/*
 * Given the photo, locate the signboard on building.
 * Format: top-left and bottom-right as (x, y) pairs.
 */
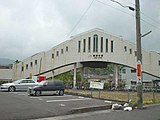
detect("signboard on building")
(90, 81), (104, 89)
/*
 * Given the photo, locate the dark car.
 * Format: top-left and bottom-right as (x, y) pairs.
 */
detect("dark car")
(28, 80), (65, 96)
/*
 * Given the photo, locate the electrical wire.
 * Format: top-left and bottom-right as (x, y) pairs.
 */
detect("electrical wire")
(141, 12), (160, 25)
(67, 0), (95, 37)
(122, 0), (135, 6)
(96, 0), (134, 17)
(98, 0), (160, 31)
(67, 0), (160, 37)
(141, 18), (160, 31)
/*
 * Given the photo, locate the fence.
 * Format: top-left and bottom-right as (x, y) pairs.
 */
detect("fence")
(65, 89), (160, 105)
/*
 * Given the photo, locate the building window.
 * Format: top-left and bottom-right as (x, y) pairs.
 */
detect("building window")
(61, 49), (63, 54)
(35, 60), (37, 65)
(78, 41), (81, 52)
(122, 69), (126, 74)
(52, 53), (54, 59)
(83, 39), (86, 52)
(88, 37), (91, 52)
(101, 37), (103, 53)
(93, 34), (98, 52)
(131, 69), (136, 73)
(135, 51), (137, 56)
(111, 40), (114, 52)
(21, 66), (24, 71)
(96, 36), (98, 52)
(66, 46), (68, 52)
(106, 39), (108, 52)
(130, 49), (132, 54)
(30, 62), (33, 67)
(26, 64), (28, 70)
(56, 51), (59, 56)
(159, 60), (160, 66)
(124, 46), (127, 52)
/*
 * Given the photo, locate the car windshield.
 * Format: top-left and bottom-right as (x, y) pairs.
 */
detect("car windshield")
(13, 80), (22, 84)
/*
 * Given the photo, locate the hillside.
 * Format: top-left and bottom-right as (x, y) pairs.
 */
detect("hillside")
(0, 58), (15, 65)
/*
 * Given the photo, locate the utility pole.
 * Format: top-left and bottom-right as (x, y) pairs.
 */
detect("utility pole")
(111, 0), (146, 108)
(135, 0), (143, 108)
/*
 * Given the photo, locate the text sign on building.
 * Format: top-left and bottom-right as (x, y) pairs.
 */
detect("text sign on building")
(137, 61), (141, 81)
(90, 81), (104, 89)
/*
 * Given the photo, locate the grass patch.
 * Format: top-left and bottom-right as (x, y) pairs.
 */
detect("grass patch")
(65, 89), (160, 105)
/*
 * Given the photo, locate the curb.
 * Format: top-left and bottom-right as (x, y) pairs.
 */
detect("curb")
(70, 104), (112, 114)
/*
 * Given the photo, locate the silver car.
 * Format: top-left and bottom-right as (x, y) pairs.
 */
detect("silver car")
(0, 79), (39, 92)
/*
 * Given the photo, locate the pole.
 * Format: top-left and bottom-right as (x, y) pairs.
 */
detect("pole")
(73, 63), (77, 89)
(135, 0), (143, 108)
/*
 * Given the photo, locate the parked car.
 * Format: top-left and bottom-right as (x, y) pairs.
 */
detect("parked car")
(28, 80), (65, 96)
(0, 79), (39, 92)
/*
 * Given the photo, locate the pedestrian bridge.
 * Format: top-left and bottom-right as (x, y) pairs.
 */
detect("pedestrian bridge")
(13, 28), (160, 82)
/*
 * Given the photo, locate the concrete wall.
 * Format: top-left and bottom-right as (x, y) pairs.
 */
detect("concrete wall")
(0, 69), (13, 81)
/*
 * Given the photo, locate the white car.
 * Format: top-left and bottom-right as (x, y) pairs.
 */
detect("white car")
(0, 79), (39, 92)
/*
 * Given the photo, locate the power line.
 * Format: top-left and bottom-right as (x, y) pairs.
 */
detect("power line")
(141, 18), (160, 31)
(140, 12), (160, 25)
(67, 0), (160, 37)
(122, 0), (135, 6)
(111, 0), (160, 26)
(67, 0), (95, 37)
(97, 0), (160, 31)
(96, 0), (134, 17)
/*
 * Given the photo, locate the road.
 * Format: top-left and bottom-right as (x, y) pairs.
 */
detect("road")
(0, 91), (110, 120)
(38, 104), (160, 120)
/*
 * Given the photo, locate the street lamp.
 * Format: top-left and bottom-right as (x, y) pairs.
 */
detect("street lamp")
(110, 0), (135, 11)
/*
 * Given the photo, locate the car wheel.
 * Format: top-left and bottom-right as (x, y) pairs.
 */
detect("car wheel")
(59, 90), (64, 96)
(8, 86), (16, 92)
(35, 91), (41, 96)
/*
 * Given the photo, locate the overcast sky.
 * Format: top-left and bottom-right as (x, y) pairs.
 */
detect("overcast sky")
(0, 0), (160, 60)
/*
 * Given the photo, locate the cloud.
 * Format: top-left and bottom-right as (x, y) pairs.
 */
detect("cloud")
(0, 0), (159, 60)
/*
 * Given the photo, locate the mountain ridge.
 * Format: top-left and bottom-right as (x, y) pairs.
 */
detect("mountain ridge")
(0, 58), (15, 65)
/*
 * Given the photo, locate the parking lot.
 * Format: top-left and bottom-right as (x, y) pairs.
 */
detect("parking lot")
(0, 91), (111, 120)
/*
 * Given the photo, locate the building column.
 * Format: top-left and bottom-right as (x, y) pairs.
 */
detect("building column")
(73, 63), (77, 89)
(52, 70), (54, 80)
(80, 67), (85, 89)
(114, 64), (119, 89)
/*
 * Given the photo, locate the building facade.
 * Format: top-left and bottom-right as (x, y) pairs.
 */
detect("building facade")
(121, 67), (159, 90)
(12, 28), (160, 84)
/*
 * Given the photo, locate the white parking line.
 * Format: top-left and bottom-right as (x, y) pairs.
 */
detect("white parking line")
(17, 94), (27, 96)
(46, 98), (91, 103)
(29, 95), (72, 99)
(30, 97), (40, 99)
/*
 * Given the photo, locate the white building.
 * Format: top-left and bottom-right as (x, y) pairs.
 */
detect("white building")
(0, 64), (13, 82)
(121, 67), (159, 90)
(12, 28), (160, 88)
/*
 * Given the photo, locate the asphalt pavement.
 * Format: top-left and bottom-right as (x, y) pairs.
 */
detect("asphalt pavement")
(0, 91), (112, 120)
(35, 104), (160, 120)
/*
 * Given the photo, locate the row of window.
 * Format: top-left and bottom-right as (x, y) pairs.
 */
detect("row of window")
(124, 46), (136, 55)
(52, 46), (68, 59)
(22, 60), (38, 71)
(122, 68), (136, 74)
(21, 46), (69, 71)
(78, 35), (114, 53)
